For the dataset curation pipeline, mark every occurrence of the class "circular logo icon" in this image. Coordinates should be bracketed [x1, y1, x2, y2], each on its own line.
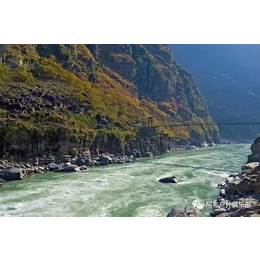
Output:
[192, 199, 204, 209]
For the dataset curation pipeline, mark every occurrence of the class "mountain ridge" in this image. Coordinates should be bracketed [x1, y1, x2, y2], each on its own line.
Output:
[0, 44, 218, 159]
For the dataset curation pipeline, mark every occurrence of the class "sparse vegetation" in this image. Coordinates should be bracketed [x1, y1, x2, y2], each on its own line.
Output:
[0, 44, 219, 158]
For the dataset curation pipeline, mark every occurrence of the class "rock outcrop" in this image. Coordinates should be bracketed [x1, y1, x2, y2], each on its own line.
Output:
[0, 167, 25, 181]
[247, 136, 260, 163]
[212, 137, 260, 217]
[158, 176, 178, 184]
[167, 206, 202, 217]
[56, 165, 80, 173]
[47, 163, 60, 171]
[75, 156, 94, 167]
[0, 159, 47, 181]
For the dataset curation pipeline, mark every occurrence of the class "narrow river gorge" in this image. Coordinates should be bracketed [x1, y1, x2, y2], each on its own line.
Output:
[0, 144, 250, 217]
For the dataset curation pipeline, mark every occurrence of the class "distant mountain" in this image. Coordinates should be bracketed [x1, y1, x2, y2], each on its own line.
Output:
[169, 44, 260, 140]
[0, 44, 218, 159]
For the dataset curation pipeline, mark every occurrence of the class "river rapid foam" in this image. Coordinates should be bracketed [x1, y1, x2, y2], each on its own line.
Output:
[0, 144, 250, 217]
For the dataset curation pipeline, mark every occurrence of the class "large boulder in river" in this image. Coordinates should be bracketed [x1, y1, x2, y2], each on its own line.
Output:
[48, 163, 60, 171]
[158, 176, 178, 184]
[75, 157, 88, 166]
[143, 151, 153, 157]
[102, 154, 112, 163]
[56, 165, 80, 173]
[79, 166, 88, 171]
[0, 168, 25, 181]
[75, 156, 94, 166]
[167, 206, 202, 217]
[100, 156, 110, 165]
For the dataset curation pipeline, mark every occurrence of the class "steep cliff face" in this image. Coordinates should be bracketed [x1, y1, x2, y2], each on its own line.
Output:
[0, 44, 218, 159]
[88, 44, 210, 119]
[169, 44, 260, 140]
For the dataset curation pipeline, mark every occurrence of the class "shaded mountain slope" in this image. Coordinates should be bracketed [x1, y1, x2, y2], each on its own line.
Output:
[169, 44, 260, 140]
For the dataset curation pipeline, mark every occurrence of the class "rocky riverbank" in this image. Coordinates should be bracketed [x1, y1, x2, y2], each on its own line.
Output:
[0, 140, 203, 185]
[0, 153, 138, 184]
[211, 137, 260, 217]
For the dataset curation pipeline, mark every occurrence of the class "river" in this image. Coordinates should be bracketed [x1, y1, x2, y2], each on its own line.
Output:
[0, 144, 251, 217]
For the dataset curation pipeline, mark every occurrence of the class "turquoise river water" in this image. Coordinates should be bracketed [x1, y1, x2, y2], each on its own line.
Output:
[0, 144, 250, 217]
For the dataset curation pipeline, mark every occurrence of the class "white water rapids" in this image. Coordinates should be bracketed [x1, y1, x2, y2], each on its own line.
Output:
[0, 144, 250, 217]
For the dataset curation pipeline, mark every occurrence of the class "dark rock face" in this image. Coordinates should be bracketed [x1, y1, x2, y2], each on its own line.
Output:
[251, 136, 260, 154]
[224, 166, 260, 198]
[247, 153, 260, 163]
[95, 114, 110, 128]
[75, 156, 93, 166]
[91, 44, 212, 121]
[0, 91, 90, 116]
[56, 165, 80, 173]
[48, 163, 60, 171]
[0, 168, 24, 181]
[79, 165, 88, 171]
[99, 156, 110, 166]
[159, 176, 178, 184]
[247, 137, 260, 163]
[167, 206, 202, 217]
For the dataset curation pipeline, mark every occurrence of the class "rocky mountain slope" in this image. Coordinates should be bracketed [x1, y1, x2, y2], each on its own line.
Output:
[169, 44, 260, 140]
[0, 44, 218, 160]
